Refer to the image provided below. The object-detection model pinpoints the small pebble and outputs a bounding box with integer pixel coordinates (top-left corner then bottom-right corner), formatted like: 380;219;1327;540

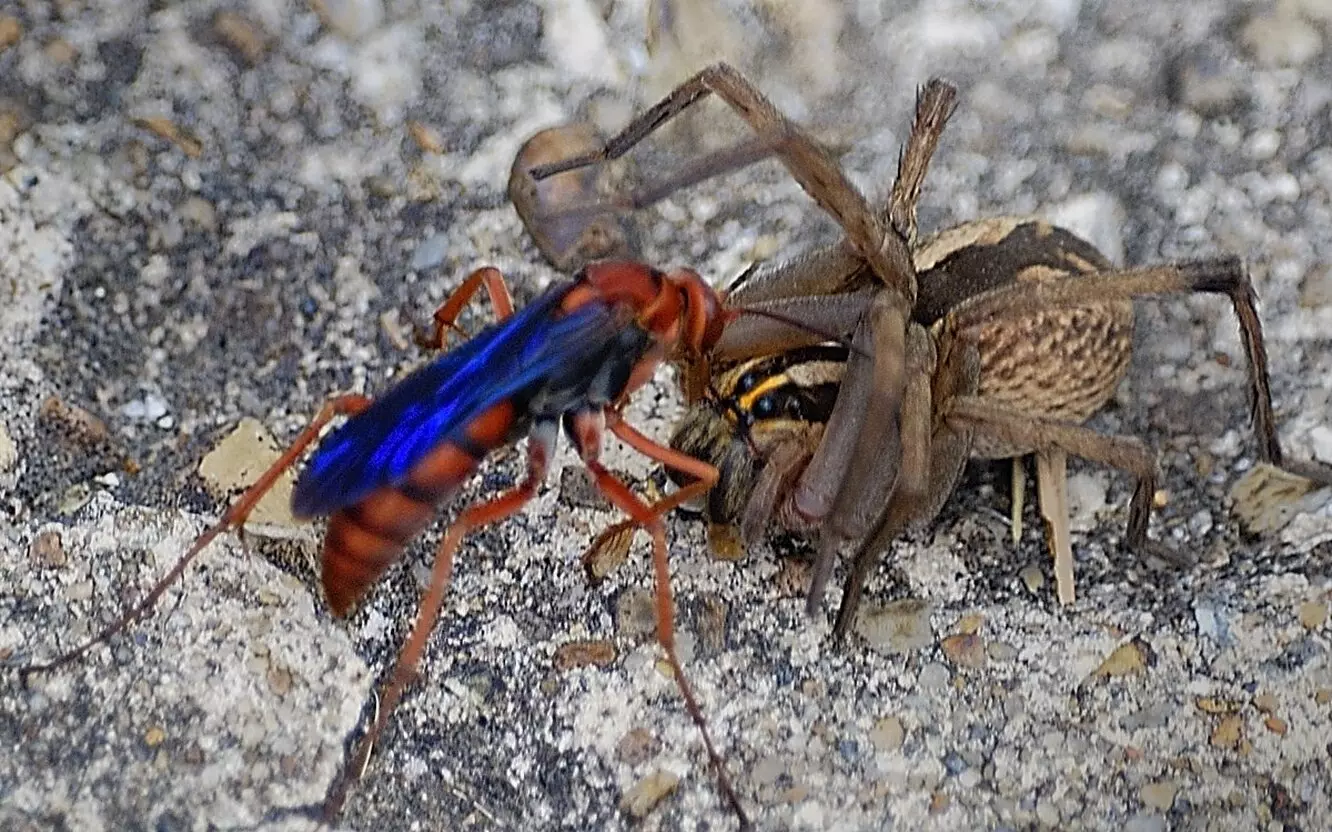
410;233;450;271
1095;639;1151;677
28;530;66;568
0;15;21;51
179;196;218;231
584;525;633;582
213;11;267;64
614;589;656;639
857;598;934;655
1168;43;1243;115
1310;425;1332;464
1239;10;1322;67
1139;780;1177;812
615;728;659;765
1188;509;1213;537
1018;564;1045;593
955;614;984;635
620;770;679;819
315;0;384;40
1194;602;1233;646
1228;463;1316;533
940;633;987;669
0;420;16;472
1124;814;1167;832
553;639;617;671
1297;600;1328;631
870;716;905;752
40;396;110;443
1196;697;1241;715
916;662;950;692
266;666;292;697
122;393;169;422
929;791;950;814
1244;129;1281;160
407;120;445;154
1300;264;1332;308
942;751;967;775
1036;799;1060;825
779;784;809;804
751;755;786;787
1211;714;1244;749
197;418;297;527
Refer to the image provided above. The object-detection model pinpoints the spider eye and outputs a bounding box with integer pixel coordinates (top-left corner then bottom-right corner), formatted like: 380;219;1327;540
785;397;805;420
752;394;778;419
735;372;758;394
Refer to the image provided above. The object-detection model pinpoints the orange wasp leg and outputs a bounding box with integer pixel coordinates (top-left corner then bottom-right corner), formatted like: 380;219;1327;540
420;265;517;349
321;430;555;821
20;393;373;678
587;413;751;827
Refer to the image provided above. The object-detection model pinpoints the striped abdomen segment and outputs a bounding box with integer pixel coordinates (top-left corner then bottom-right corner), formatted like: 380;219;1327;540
321;401;516;616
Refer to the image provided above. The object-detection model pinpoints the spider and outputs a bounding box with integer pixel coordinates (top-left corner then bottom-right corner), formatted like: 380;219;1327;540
519;63;1332;641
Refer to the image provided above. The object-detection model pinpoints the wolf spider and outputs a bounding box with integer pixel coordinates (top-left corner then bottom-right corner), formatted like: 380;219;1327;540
523;63;1332;641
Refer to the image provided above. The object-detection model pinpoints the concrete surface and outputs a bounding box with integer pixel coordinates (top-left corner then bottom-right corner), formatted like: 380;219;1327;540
2;1;1331;830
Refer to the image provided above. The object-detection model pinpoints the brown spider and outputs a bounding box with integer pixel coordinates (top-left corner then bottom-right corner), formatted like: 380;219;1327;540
519;63;1332;641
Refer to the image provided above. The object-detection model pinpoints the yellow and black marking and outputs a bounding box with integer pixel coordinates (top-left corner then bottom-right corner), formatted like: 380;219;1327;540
713;344;847;437
670;344;847;527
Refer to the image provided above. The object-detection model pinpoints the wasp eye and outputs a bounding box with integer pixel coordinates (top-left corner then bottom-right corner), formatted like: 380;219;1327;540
752;394;778;419
735;372;758;394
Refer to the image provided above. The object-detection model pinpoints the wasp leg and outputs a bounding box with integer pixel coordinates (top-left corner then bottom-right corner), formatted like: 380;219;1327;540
576;411;747;823
419;266;517;350
579;414;726;573
321;420;558;822
580;458;748;829
19;394;373;678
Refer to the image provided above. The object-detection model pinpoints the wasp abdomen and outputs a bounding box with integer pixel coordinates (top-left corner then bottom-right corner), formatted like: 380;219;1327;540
321;402;517;615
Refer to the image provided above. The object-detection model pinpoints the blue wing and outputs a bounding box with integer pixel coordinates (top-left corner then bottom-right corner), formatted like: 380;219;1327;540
291;283;620;517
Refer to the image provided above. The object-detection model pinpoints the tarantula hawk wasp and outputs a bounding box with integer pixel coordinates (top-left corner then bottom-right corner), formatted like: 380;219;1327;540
523;62;1332;641
19;260;760;827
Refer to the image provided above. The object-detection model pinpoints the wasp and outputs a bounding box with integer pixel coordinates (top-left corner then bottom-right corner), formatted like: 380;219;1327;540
20;261;751;827
523;64;1332;642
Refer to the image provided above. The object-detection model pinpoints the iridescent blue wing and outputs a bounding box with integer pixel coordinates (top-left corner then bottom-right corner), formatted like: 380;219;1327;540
291;283;620;517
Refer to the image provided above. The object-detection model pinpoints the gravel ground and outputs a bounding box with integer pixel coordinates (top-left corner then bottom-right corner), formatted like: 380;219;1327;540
3;1;1332;830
